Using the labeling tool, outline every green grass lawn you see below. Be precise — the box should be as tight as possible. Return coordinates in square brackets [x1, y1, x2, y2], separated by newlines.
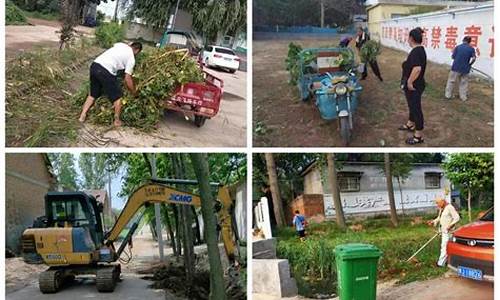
[275, 209, 483, 297]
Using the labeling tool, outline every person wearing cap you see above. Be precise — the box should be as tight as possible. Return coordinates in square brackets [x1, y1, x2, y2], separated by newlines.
[427, 198, 460, 267]
[445, 36, 476, 101]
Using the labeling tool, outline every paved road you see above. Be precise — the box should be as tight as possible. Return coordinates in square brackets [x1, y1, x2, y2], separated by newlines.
[378, 275, 493, 300]
[6, 274, 164, 300]
[75, 66, 247, 147]
[253, 274, 494, 300]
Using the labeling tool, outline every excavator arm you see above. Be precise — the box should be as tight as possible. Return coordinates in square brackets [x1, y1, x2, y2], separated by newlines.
[104, 182, 236, 263]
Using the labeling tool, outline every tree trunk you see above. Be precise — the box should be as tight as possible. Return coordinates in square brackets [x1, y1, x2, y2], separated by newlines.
[59, 0, 85, 49]
[172, 204, 182, 256]
[149, 221, 157, 241]
[467, 188, 472, 222]
[181, 205, 195, 282]
[191, 206, 202, 244]
[264, 153, 286, 227]
[113, 0, 120, 21]
[163, 205, 177, 256]
[190, 153, 227, 300]
[397, 177, 405, 217]
[385, 153, 399, 227]
[173, 154, 195, 283]
[327, 154, 346, 229]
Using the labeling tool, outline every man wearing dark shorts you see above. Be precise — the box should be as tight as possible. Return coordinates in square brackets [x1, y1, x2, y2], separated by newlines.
[79, 42, 142, 126]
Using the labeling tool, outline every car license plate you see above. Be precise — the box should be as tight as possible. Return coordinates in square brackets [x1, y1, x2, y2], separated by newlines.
[224, 57, 232, 61]
[458, 266, 483, 280]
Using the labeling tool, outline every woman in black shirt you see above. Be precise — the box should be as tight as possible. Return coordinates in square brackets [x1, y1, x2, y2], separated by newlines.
[399, 27, 427, 144]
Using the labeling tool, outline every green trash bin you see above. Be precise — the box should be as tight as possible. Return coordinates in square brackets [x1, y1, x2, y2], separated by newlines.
[335, 243, 382, 300]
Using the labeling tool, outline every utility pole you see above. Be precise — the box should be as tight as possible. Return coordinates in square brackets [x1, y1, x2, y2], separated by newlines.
[107, 168, 112, 231]
[320, 0, 325, 28]
[172, 0, 181, 30]
[151, 154, 165, 261]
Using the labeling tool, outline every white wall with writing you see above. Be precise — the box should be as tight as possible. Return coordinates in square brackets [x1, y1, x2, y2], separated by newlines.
[379, 4, 494, 78]
[324, 189, 451, 216]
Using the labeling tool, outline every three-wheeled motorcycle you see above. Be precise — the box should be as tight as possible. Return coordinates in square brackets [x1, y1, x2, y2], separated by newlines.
[295, 47, 362, 146]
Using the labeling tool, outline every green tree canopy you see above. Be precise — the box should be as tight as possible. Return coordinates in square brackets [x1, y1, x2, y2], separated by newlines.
[48, 153, 80, 190]
[443, 153, 494, 208]
[121, 0, 246, 43]
[78, 153, 108, 190]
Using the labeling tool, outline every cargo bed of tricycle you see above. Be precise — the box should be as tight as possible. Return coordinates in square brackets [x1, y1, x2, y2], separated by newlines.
[164, 71, 224, 127]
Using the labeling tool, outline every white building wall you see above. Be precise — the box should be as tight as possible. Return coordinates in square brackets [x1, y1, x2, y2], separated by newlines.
[302, 163, 451, 217]
[378, 4, 494, 78]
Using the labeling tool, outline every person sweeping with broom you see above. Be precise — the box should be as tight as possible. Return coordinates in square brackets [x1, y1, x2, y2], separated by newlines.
[427, 197, 460, 267]
[79, 41, 143, 127]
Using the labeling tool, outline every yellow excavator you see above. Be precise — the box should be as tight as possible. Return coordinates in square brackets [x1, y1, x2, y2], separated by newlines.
[21, 179, 238, 293]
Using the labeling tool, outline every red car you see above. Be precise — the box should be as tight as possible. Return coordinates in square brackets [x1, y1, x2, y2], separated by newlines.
[447, 207, 494, 282]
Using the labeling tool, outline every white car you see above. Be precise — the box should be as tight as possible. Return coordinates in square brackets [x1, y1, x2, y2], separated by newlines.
[202, 46, 240, 73]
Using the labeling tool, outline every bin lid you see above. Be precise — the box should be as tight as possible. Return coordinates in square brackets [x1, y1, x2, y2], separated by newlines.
[335, 243, 382, 260]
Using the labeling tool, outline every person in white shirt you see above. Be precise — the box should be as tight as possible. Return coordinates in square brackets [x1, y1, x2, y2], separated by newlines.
[427, 197, 460, 267]
[78, 42, 143, 127]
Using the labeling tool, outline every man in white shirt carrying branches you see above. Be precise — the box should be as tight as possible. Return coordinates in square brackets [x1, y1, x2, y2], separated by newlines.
[427, 197, 460, 267]
[78, 42, 143, 127]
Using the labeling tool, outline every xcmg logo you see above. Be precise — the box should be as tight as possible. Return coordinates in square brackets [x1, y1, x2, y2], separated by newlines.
[169, 194, 193, 203]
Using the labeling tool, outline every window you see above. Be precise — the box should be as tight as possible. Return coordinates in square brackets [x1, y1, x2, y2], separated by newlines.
[215, 47, 236, 56]
[425, 173, 441, 189]
[205, 45, 213, 52]
[50, 199, 89, 225]
[339, 176, 360, 192]
[391, 13, 408, 19]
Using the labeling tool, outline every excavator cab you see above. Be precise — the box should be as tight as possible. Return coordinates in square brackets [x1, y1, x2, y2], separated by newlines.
[44, 192, 105, 249]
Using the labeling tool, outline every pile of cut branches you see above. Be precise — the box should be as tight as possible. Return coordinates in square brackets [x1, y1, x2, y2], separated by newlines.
[360, 40, 381, 63]
[72, 48, 204, 130]
[285, 42, 303, 86]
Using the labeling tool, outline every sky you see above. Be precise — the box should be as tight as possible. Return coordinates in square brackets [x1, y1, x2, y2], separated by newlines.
[72, 153, 127, 210]
[97, 1, 127, 19]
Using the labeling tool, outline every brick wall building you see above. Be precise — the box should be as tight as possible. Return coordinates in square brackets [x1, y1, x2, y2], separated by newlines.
[6, 154, 56, 253]
[288, 194, 325, 223]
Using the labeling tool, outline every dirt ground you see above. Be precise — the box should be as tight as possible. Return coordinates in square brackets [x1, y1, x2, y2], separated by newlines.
[5, 230, 199, 300]
[6, 18, 94, 60]
[253, 37, 494, 147]
[6, 20, 247, 147]
[253, 273, 493, 300]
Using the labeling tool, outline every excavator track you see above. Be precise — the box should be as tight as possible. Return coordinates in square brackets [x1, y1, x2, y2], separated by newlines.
[96, 265, 120, 292]
[39, 269, 62, 294]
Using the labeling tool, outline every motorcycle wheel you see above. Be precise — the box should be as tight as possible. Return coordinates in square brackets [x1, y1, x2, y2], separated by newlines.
[340, 116, 351, 146]
[194, 116, 206, 127]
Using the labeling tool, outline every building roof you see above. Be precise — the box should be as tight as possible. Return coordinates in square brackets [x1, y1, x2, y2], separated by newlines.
[85, 189, 108, 204]
[366, 0, 492, 9]
[300, 160, 443, 177]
